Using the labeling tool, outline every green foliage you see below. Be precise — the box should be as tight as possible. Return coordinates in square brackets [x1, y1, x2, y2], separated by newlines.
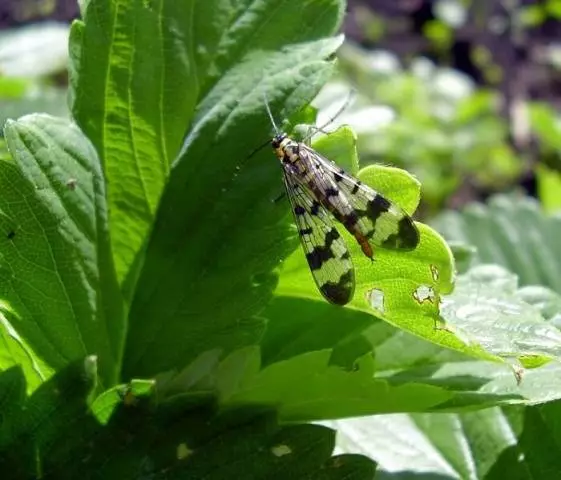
[327, 403, 561, 479]
[272, 132, 561, 374]
[3, 0, 561, 478]
[434, 195, 561, 292]
[347, 195, 561, 477]
[528, 103, 561, 212]
[2, 115, 124, 388]
[329, 397, 561, 478]
[327, 43, 522, 211]
[0, 358, 374, 479]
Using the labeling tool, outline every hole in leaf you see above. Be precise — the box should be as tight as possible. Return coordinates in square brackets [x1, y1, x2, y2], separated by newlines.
[413, 285, 436, 304]
[366, 288, 384, 313]
[430, 264, 439, 281]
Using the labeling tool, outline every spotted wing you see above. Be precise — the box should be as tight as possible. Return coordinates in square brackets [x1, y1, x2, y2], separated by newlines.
[283, 172, 355, 305]
[299, 144, 420, 251]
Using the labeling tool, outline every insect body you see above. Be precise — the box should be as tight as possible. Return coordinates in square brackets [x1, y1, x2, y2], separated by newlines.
[272, 132, 420, 305]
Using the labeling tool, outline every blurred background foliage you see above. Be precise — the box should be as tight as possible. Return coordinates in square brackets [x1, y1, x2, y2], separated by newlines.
[332, 0, 561, 214]
[3, 0, 561, 216]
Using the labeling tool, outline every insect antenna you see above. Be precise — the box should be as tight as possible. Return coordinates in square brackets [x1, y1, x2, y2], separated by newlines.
[263, 90, 280, 134]
[303, 89, 356, 143]
[246, 91, 282, 159]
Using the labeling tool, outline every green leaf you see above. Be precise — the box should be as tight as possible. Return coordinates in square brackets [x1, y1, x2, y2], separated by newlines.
[537, 164, 561, 213]
[528, 102, 561, 154]
[509, 400, 561, 479]
[20, 357, 98, 470]
[440, 265, 561, 368]
[433, 194, 561, 293]
[174, 423, 343, 479]
[326, 407, 521, 479]
[0, 366, 26, 448]
[90, 378, 155, 424]
[121, 38, 345, 377]
[243, 266, 561, 420]
[70, 0, 344, 289]
[222, 349, 453, 421]
[0, 360, 375, 479]
[2, 115, 125, 387]
[0, 357, 98, 478]
[329, 401, 561, 480]
[89, 388, 376, 479]
[0, 304, 46, 392]
[264, 131, 561, 388]
[271, 128, 459, 362]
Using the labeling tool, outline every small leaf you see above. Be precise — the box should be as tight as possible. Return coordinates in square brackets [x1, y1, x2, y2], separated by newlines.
[537, 164, 561, 213]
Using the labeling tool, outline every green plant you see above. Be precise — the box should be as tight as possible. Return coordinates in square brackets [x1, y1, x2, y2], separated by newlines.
[2, 1, 561, 479]
[327, 42, 522, 212]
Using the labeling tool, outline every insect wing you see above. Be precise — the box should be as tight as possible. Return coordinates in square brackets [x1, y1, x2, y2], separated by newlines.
[299, 144, 419, 251]
[283, 173, 355, 305]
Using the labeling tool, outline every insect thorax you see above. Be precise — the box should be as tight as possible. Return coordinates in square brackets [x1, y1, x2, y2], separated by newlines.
[271, 133, 302, 168]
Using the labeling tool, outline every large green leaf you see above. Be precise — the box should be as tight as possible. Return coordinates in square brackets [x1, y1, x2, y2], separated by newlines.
[121, 35, 345, 376]
[69, 0, 344, 289]
[1, 115, 125, 388]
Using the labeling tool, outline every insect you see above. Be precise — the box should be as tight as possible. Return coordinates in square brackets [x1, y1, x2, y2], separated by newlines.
[266, 101, 420, 305]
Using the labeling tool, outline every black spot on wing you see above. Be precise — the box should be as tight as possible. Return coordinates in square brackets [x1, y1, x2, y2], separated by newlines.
[382, 217, 420, 250]
[351, 181, 361, 194]
[343, 211, 359, 229]
[310, 201, 321, 216]
[365, 194, 391, 220]
[325, 187, 339, 197]
[319, 270, 355, 305]
[306, 228, 340, 270]
[299, 227, 313, 235]
[294, 205, 306, 215]
[334, 170, 344, 183]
